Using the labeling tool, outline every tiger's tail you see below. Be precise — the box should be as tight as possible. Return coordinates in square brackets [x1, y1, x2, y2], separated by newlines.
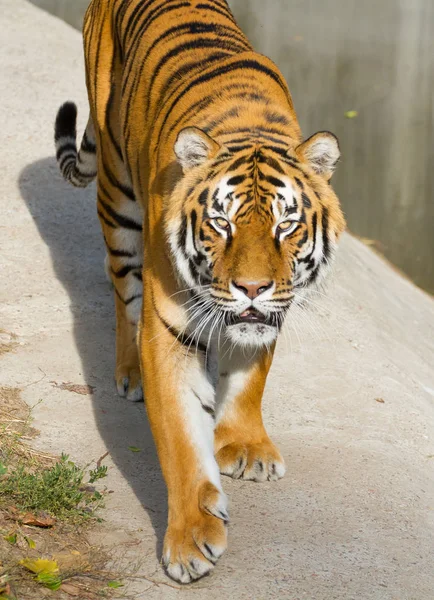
[54, 102, 97, 188]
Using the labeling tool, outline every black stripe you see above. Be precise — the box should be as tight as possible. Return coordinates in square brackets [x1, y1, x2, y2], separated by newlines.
[111, 264, 142, 278]
[257, 153, 285, 174]
[101, 160, 135, 201]
[202, 106, 242, 134]
[193, 391, 215, 416]
[206, 0, 232, 9]
[298, 213, 317, 265]
[59, 153, 76, 172]
[149, 36, 246, 103]
[167, 95, 215, 138]
[81, 134, 96, 154]
[178, 213, 188, 255]
[155, 307, 208, 354]
[258, 185, 275, 198]
[258, 172, 285, 188]
[302, 192, 312, 208]
[223, 125, 289, 138]
[262, 146, 303, 167]
[125, 294, 142, 305]
[195, 3, 237, 23]
[297, 230, 308, 248]
[157, 51, 232, 108]
[124, 20, 249, 99]
[124, 0, 159, 43]
[188, 258, 199, 283]
[264, 110, 290, 126]
[74, 171, 95, 181]
[97, 209, 117, 229]
[98, 195, 142, 231]
[321, 207, 330, 259]
[98, 179, 116, 204]
[105, 81, 124, 161]
[166, 82, 253, 139]
[190, 210, 198, 254]
[225, 154, 250, 172]
[128, 1, 191, 64]
[226, 144, 254, 153]
[307, 265, 320, 285]
[56, 142, 76, 161]
[106, 243, 136, 258]
[93, 3, 107, 103]
[285, 205, 299, 215]
[158, 59, 290, 142]
[115, 287, 142, 306]
[235, 204, 254, 221]
[227, 174, 245, 186]
[229, 89, 268, 102]
[198, 188, 209, 205]
[311, 212, 318, 247]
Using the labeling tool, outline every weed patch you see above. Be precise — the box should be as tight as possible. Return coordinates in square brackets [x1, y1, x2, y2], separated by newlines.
[0, 386, 125, 599]
[0, 454, 106, 523]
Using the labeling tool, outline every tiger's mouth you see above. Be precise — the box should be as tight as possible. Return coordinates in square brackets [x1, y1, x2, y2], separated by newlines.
[236, 308, 267, 324]
[226, 308, 271, 326]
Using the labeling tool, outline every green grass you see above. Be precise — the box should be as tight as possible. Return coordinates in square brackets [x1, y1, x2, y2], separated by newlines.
[0, 387, 126, 599]
[0, 453, 107, 522]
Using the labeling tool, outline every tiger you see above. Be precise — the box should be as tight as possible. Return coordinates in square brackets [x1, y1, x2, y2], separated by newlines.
[54, 0, 345, 583]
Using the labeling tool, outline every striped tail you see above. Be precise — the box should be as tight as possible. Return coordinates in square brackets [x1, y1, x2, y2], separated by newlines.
[54, 102, 97, 188]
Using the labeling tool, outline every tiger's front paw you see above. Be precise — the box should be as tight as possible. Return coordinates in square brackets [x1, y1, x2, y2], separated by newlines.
[163, 482, 228, 584]
[115, 365, 143, 402]
[216, 440, 285, 482]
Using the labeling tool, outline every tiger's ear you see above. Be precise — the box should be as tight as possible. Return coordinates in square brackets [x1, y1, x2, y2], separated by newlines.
[295, 131, 340, 179]
[174, 127, 221, 172]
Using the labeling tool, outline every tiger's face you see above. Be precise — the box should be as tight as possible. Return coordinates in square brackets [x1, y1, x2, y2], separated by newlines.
[167, 127, 345, 348]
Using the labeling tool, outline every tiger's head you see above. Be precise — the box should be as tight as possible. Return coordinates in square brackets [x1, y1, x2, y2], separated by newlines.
[167, 127, 345, 348]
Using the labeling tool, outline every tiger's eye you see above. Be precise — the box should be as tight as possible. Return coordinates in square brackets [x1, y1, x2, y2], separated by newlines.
[277, 221, 295, 232]
[214, 217, 230, 230]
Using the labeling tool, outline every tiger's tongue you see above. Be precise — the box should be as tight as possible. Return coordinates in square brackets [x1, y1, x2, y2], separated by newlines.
[241, 308, 258, 318]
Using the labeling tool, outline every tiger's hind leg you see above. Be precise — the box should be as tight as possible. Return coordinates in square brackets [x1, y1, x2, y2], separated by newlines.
[97, 177, 144, 401]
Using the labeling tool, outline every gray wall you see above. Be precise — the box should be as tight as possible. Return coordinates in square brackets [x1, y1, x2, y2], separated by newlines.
[29, 0, 434, 292]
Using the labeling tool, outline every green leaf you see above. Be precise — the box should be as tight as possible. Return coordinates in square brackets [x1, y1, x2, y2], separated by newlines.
[89, 465, 108, 483]
[108, 581, 124, 589]
[4, 533, 17, 545]
[36, 573, 62, 590]
[24, 536, 36, 549]
[0, 462, 7, 476]
[128, 446, 141, 453]
[344, 110, 358, 119]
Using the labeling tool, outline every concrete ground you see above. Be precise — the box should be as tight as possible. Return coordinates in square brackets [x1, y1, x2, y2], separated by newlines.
[1, 2, 434, 598]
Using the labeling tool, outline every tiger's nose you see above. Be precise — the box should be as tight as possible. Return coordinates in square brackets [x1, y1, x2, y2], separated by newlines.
[233, 279, 273, 300]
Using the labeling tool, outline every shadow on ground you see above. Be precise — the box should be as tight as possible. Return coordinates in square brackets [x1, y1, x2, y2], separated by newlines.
[18, 156, 167, 556]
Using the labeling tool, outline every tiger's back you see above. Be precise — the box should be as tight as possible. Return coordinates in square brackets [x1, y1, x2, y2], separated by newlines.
[82, 0, 302, 196]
